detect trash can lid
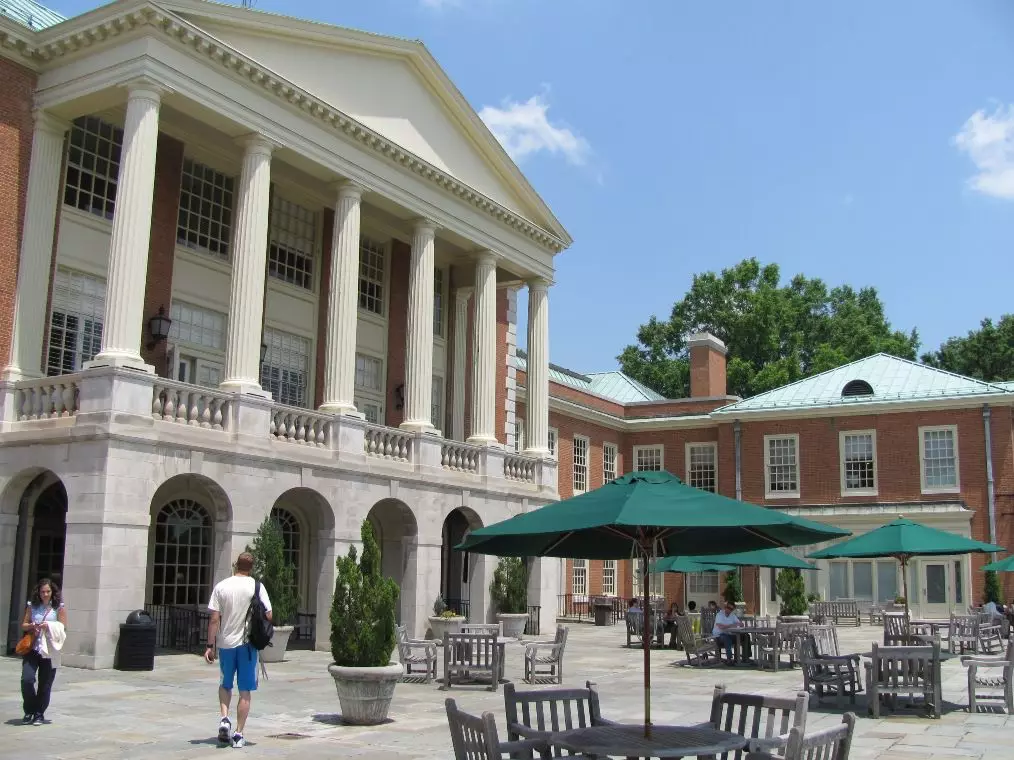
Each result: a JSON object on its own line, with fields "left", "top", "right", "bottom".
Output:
{"left": 125, "top": 609, "right": 154, "bottom": 625}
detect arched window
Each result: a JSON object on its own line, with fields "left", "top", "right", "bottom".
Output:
{"left": 842, "top": 380, "right": 874, "bottom": 398}
{"left": 270, "top": 506, "right": 301, "bottom": 599}
{"left": 151, "top": 499, "right": 213, "bottom": 606}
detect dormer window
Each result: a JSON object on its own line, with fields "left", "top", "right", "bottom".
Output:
{"left": 842, "top": 380, "right": 874, "bottom": 398}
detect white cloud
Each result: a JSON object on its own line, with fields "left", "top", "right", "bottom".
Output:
{"left": 954, "top": 104, "right": 1014, "bottom": 200}
{"left": 479, "top": 93, "right": 591, "bottom": 167}
{"left": 419, "top": 0, "right": 459, "bottom": 9}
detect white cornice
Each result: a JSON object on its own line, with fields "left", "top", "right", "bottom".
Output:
{"left": 517, "top": 386, "right": 718, "bottom": 432}
{"left": 0, "top": 16, "right": 37, "bottom": 67}
{"left": 712, "top": 392, "right": 1014, "bottom": 421}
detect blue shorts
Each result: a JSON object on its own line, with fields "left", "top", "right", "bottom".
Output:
{"left": 218, "top": 643, "right": 258, "bottom": 692}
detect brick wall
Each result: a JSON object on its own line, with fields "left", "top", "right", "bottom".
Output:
{"left": 384, "top": 239, "right": 410, "bottom": 428}
{"left": 0, "top": 58, "right": 37, "bottom": 368}
{"left": 313, "top": 207, "right": 335, "bottom": 409}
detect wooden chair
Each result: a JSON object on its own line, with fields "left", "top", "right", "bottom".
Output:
{"left": 808, "top": 625, "right": 840, "bottom": 657}
{"left": 625, "top": 608, "right": 664, "bottom": 647}
{"left": 883, "top": 612, "right": 921, "bottom": 646}
{"left": 396, "top": 624, "right": 438, "bottom": 683}
{"left": 674, "top": 614, "right": 718, "bottom": 666}
{"left": 977, "top": 613, "right": 1004, "bottom": 654}
{"left": 865, "top": 642, "right": 942, "bottom": 718}
{"left": 524, "top": 625, "right": 568, "bottom": 684}
{"left": 708, "top": 685, "right": 808, "bottom": 759}
{"left": 700, "top": 609, "right": 717, "bottom": 638}
{"left": 462, "top": 622, "right": 504, "bottom": 637}
{"left": 798, "top": 635, "right": 863, "bottom": 710}
{"left": 443, "top": 632, "right": 501, "bottom": 692}
{"left": 756, "top": 621, "right": 808, "bottom": 671}
{"left": 747, "top": 713, "right": 855, "bottom": 760}
{"left": 445, "top": 698, "right": 551, "bottom": 760}
{"left": 963, "top": 635, "right": 1014, "bottom": 713}
{"left": 504, "top": 680, "right": 616, "bottom": 757}
{"left": 949, "top": 613, "right": 979, "bottom": 654}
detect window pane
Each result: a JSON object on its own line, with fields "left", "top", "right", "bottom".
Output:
{"left": 923, "top": 429, "right": 957, "bottom": 487}
{"left": 177, "top": 159, "right": 234, "bottom": 259}
{"left": 268, "top": 198, "right": 316, "bottom": 290}
{"left": 767, "top": 437, "right": 798, "bottom": 493}
{"left": 853, "top": 561, "right": 873, "bottom": 601}
{"left": 602, "top": 560, "right": 616, "bottom": 596}
{"left": 843, "top": 433, "right": 875, "bottom": 490}
{"left": 877, "top": 561, "right": 898, "bottom": 603}
{"left": 634, "top": 447, "right": 662, "bottom": 472}
{"left": 687, "top": 443, "right": 716, "bottom": 492}
{"left": 829, "top": 562, "right": 849, "bottom": 600}
{"left": 433, "top": 267, "right": 444, "bottom": 337}
{"left": 359, "top": 237, "right": 385, "bottom": 314}
{"left": 603, "top": 443, "right": 617, "bottom": 482}
{"left": 64, "top": 116, "right": 122, "bottom": 220}
{"left": 47, "top": 268, "right": 106, "bottom": 375}
{"left": 169, "top": 301, "right": 226, "bottom": 352}
{"left": 573, "top": 437, "right": 588, "bottom": 492}
{"left": 259, "top": 329, "right": 309, "bottom": 408}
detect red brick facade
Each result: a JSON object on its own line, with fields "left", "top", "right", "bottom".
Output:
{"left": 384, "top": 239, "right": 410, "bottom": 428}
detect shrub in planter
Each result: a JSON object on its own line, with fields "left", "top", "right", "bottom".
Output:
{"left": 247, "top": 516, "right": 299, "bottom": 662}
{"left": 328, "top": 520, "right": 401, "bottom": 725}
{"left": 985, "top": 570, "right": 1002, "bottom": 605}
{"left": 490, "top": 557, "right": 529, "bottom": 639}
{"left": 775, "top": 569, "right": 809, "bottom": 617}
{"left": 428, "top": 594, "right": 465, "bottom": 642}
{"left": 722, "top": 569, "right": 743, "bottom": 606}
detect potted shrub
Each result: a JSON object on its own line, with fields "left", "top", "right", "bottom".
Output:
{"left": 775, "top": 569, "right": 810, "bottom": 621}
{"left": 247, "top": 515, "right": 299, "bottom": 663}
{"left": 427, "top": 594, "right": 465, "bottom": 643}
{"left": 723, "top": 569, "right": 745, "bottom": 614}
{"left": 985, "top": 570, "right": 1002, "bottom": 605}
{"left": 490, "top": 557, "right": 530, "bottom": 639}
{"left": 327, "top": 520, "right": 402, "bottom": 725}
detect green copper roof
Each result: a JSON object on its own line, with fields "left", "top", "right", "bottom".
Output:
{"left": 0, "top": 0, "right": 64, "bottom": 29}
{"left": 998, "top": 381, "right": 1014, "bottom": 392}
{"left": 713, "top": 354, "right": 1012, "bottom": 415}
{"left": 514, "top": 354, "right": 665, "bottom": 404}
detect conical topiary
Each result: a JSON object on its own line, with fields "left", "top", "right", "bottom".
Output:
{"left": 247, "top": 515, "right": 299, "bottom": 626}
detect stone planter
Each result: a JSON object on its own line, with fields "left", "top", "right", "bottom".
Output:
{"left": 428, "top": 615, "right": 465, "bottom": 643}
{"left": 259, "top": 625, "right": 294, "bottom": 663}
{"left": 497, "top": 612, "right": 529, "bottom": 640}
{"left": 328, "top": 662, "right": 403, "bottom": 726}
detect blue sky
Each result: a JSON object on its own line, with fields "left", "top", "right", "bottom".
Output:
{"left": 49, "top": 0, "right": 1014, "bottom": 374}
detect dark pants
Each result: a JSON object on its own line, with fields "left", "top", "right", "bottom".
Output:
{"left": 21, "top": 651, "right": 56, "bottom": 716}
{"left": 715, "top": 633, "right": 752, "bottom": 662}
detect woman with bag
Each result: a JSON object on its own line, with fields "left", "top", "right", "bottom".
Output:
{"left": 18, "top": 578, "right": 67, "bottom": 725}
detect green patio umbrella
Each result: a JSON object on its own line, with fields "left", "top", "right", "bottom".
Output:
{"left": 981, "top": 555, "right": 1014, "bottom": 573}
{"left": 457, "top": 470, "right": 849, "bottom": 735}
{"left": 808, "top": 517, "right": 1003, "bottom": 618}
{"left": 662, "top": 547, "right": 817, "bottom": 571}
{"left": 649, "top": 556, "right": 736, "bottom": 573}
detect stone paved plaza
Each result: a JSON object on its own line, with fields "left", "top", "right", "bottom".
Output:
{"left": 0, "top": 622, "right": 1010, "bottom": 759}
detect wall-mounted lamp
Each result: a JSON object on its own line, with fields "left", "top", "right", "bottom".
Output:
{"left": 394, "top": 383, "right": 405, "bottom": 411}
{"left": 146, "top": 306, "right": 172, "bottom": 349}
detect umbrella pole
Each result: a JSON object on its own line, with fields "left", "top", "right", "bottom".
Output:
{"left": 643, "top": 557, "right": 651, "bottom": 738}
{"left": 902, "top": 556, "right": 910, "bottom": 621}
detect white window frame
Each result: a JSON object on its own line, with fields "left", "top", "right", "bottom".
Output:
{"left": 633, "top": 445, "right": 664, "bottom": 472}
{"left": 603, "top": 442, "right": 618, "bottom": 482}
{"left": 358, "top": 236, "right": 387, "bottom": 317}
{"left": 354, "top": 352, "right": 385, "bottom": 424}
{"left": 601, "top": 559, "right": 616, "bottom": 596}
{"left": 573, "top": 435, "right": 589, "bottom": 494}
{"left": 919, "top": 425, "right": 961, "bottom": 494}
{"left": 267, "top": 197, "right": 317, "bottom": 291}
{"left": 764, "top": 434, "right": 800, "bottom": 499}
{"left": 46, "top": 267, "right": 106, "bottom": 375}
{"left": 688, "top": 571, "right": 720, "bottom": 595}
{"left": 685, "top": 441, "right": 718, "bottom": 493}
{"left": 260, "top": 328, "right": 311, "bottom": 408}
{"left": 515, "top": 424, "right": 525, "bottom": 453}
{"left": 839, "top": 429, "right": 878, "bottom": 496}
{"left": 431, "top": 375, "right": 444, "bottom": 431}
{"left": 63, "top": 116, "right": 122, "bottom": 221}
{"left": 548, "top": 427, "right": 558, "bottom": 459}
{"left": 571, "top": 558, "right": 587, "bottom": 599}
{"left": 177, "top": 158, "right": 235, "bottom": 260}
{"left": 631, "top": 558, "right": 664, "bottom": 598}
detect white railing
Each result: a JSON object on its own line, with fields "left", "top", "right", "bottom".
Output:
{"left": 270, "top": 407, "right": 331, "bottom": 447}
{"left": 441, "top": 441, "right": 482, "bottom": 473}
{"left": 363, "top": 423, "right": 412, "bottom": 462}
{"left": 14, "top": 376, "right": 80, "bottom": 420}
{"left": 503, "top": 453, "right": 538, "bottom": 484}
{"left": 152, "top": 381, "right": 231, "bottom": 431}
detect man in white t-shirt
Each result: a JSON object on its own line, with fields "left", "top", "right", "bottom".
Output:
{"left": 712, "top": 601, "right": 743, "bottom": 664}
{"left": 205, "top": 552, "right": 272, "bottom": 749}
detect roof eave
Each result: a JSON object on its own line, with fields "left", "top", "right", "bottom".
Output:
{"left": 712, "top": 392, "right": 1014, "bottom": 420}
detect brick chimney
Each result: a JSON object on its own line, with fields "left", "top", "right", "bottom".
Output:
{"left": 687, "top": 332, "right": 727, "bottom": 397}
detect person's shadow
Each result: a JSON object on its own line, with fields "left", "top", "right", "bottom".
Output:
{"left": 188, "top": 737, "right": 256, "bottom": 748}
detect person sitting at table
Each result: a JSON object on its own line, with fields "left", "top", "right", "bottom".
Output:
{"left": 712, "top": 601, "right": 745, "bottom": 664}
{"left": 708, "top": 600, "right": 719, "bottom": 612}
{"left": 687, "top": 601, "right": 697, "bottom": 612}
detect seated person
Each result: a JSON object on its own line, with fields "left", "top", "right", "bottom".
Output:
{"left": 687, "top": 601, "right": 697, "bottom": 613}
{"left": 713, "top": 601, "right": 747, "bottom": 664}
{"left": 708, "top": 600, "right": 719, "bottom": 612}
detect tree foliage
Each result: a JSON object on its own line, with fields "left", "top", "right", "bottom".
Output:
{"left": 247, "top": 516, "right": 299, "bottom": 626}
{"left": 984, "top": 570, "right": 1002, "bottom": 605}
{"left": 490, "top": 557, "right": 529, "bottom": 614}
{"left": 330, "top": 520, "right": 399, "bottom": 667}
{"left": 618, "top": 258, "right": 919, "bottom": 399}
{"left": 775, "top": 569, "right": 809, "bottom": 617}
{"left": 722, "top": 569, "right": 743, "bottom": 605}
{"left": 921, "top": 314, "right": 1014, "bottom": 383}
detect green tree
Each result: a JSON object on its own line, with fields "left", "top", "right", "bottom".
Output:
{"left": 984, "top": 570, "right": 1002, "bottom": 605}
{"left": 775, "top": 569, "right": 809, "bottom": 616}
{"left": 490, "top": 557, "right": 529, "bottom": 614}
{"left": 921, "top": 314, "right": 1014, "bottom": 382}
{"left": 247, "top": 516, "right": 298, "bottom": 626}
{"left": 722, "top": 569, "right": 743, "bottom": 605}
{"left": 618, "top": 258, "right": 919, "bottom": 399}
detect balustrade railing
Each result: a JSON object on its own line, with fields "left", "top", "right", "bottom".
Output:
{"left": 152, "top": 381, "right": 231, "bottom": 430}
{"left": 363, "top": 423, "right": 412, "bottom": 461}
{"left": 441, "top": 441, "right": 481, "bottom": 473}
{"left": 503, "top": 453, "right": 538, "bottom": 483}
{"left": 14, "top": 376, "right": 80, "bottom": 420}
{"left": 270, "top": 406, "right": 331, "bottom": 447}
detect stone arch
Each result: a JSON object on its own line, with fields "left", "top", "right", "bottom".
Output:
{"left": 367, "top": 498, "right": 419, "bottom": 629}
{"left": 441, "top": 507, "right": 484, "bottom": 621}
{"left": 2, "top": 469, "right": 68, "bottom": 653}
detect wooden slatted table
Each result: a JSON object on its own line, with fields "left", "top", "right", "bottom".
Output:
{"left": 548, "top": 723, "right": 748, "bottom": 759}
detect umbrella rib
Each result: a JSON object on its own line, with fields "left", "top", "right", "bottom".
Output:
{"left": 542, "top": 531, "right": 575, "bottom": 556}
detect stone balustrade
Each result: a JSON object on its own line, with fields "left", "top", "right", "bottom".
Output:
{"left": 441, "top": 441, "right": 482, "bottom": 473}
{"left": 503, "top": 453, "right": 538, "bottom": 483}
{"left": 270, "top": 406, "right": 331, "bottom": 447}
{"left": 151, "top": 380, "right": 231, "bottom": 431}
{"left": 363, "top": 423, "right": 412, "bottom": 462}
{"left": 14, "top": 376, "right": 80, "bottom": 420}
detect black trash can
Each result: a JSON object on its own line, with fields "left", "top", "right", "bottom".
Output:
{"left": 593, "top": 599, "right": 612, "bottom": 626}
{"left": 116, "top": 609, "right": 156, "bottom": 671}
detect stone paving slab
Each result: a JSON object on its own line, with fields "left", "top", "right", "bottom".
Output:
{"left": 0, "top": 622, "right": 1010, "bottom": 758}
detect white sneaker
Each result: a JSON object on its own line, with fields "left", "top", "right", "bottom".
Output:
{"left": 232, "top": 732, "right": 245, "bottom": 748}
{"left": 217, "top": 717, "right": 231, "bottom": 743}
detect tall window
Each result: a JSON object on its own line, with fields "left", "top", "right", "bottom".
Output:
{"left": 603, "top": 443, "right": 617, "bottom": 482}
{"left": 177, "top": 158, "right": 234, "bottom": 259}
{"left": 841, "top": 430, "right": 877, "bottom": 494}
{"left": 764, "top": 435, "right": 800, "bottom": 497}
{"left": 920, "top": 426, "right": 959, "bottom": 493}
{"left": 270, "top": 507, "right": 302, "bottom": 601}
{"left": 688, "top": 571, "right": 720, "bottom": 596}
{"left": 46, "top": 268, "right": 105, "bottom": 375}
{"left": 268, "top": 198, "right": 317, "bottom": 290}
{"left": 572, "top": 559, "right": 587, "bottom": 597}
{"left": 573, "top": 435, "right": 589, "bottom": 493}
{"left": 431, "top": 375, "right": 444, "bottom": 430}
{"left": 359, "top": 237, "right": 385, "bottom": 314}
{"left": 354, "top": 353, "right": 384, "bottom": 424}
{"left": 149, "top": 499, "right": 213, "bottom": 606}
{"left": 602, "top": 560, "right": 616, "bottom": 596}
{"left": 548, "top": 428, "right": 558, "bottom": 458}
{"left": 515, "top": 425, "right": 525, "bottom": 453}
{"left": 169, "top": 302, "right": 226, "bottom": 352}
{"left": 686, "top": 442, "right": 717, "bottom": 492}
{"left": 64, "top": 116, "right": 122, "bottom": 220}
{"left": 260, "top": 329, "right": 310, "bottom": 407}
{"left": 631, "top": 559, "right": 664, "bottom": 598}
{"left": 634, "top": 445, "right": 663, "bottom": 472}
{"left": 433, "top": 267, "right": 445, "bottom": 337}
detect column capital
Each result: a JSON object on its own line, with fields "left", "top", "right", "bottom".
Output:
{"left": 412, "top": 217, "right": 438, "bottom": 236}
{"left": 473, "top": 249, "right": 500, "bottom": 267}
{"left": 31, "top": 109, "right": 70, "bottom": 136}
{"left": 122, "top": 76, "right": 172, "bottom": 103}
{"left": 454, "top": 286, "right": 474, "bottom": 304}
{"left": 333, "top": 179, "right": 366, "bottom": 201}
{"left": 235, "top": 132, "right": 278, "bottom": 156}
{"left": 527, "top": 277, "right": 552, "bottom": 293}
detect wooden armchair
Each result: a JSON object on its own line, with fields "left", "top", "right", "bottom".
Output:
{"left": 808, "top": 624, "right": 840, "bottom": 657}
{"left": 755, "top": 621, "right": 808, "bottom": 672}
{"left": 963, "top": 635, "right": 1014, "bottom": 713}
{"left": 883, "top": 613, "right": 921, "bottom": 646}
{"left": 504, "top": 680, "right": 617, "bottom": 757}
{"left": 443, "top": 632, "right": 501, "bottom": 692}
{"left": 949, "top": 614, "right": 979, "bottom": 654}
{"left": 798, "top": 635, "right": 862, "bottom": 710}
{"left": 976, "top": 613, "right": 1004, "bottom": 654}
{"left": 708, "top": 685, "right": 808, "bottom": 759}
{"left": 865, "top": 642, "right": 941, "bottom": 718}
{"left": 446, "top": 698, "right": 550, "bottom": 760}
{"left": 396, "top": 624, "right": 438, "bottom": 683}
{"left": 746, "top": 713, "right": 855, "bottom": 760}
{"left": 674, "top": 614, "right": 717, "bottom": 666}
{"left": 524, "top": 625, "right": 568, "bottom": 684}
{"left": 625, "top": 608, "right": 664, "bottom": 648}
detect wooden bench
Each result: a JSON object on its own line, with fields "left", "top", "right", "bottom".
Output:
{"left": 865, "top": 641, "right": 942, "bottom": 718}
{"left": 809, "top": 600, "right": 861, "bottom": 627}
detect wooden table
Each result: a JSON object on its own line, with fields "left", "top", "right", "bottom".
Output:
{"left": 549, "top": 723, "right": 748, "bottom": 759}
{"left": 723, "top": 626, "right": 774, "bottom": 665}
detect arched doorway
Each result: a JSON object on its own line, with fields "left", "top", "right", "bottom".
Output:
{"left": 367, "top": 499, "right": 419, "bottom": 627}
{"left": 4, "top": 471, "right": 67, "bottom": 653}
{"left": 441, "top": 507, "right": 483, "bottom": 621}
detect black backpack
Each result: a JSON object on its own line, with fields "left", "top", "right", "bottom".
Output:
{"left": 246, "top": 579, "right": 274, "bottom": 651}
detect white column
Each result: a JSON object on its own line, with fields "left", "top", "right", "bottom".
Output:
{"left": 89, "top": 80, "right": 164, "bottom": 371}
{"left": 320, "top": 181, "right": 363, "bottom": 414}
{"left": 2, "top": 112, "right": 68, "bottom": 380}
{"left": 220, "top": 135, "right": 274, "bottom": 395}
{"left": 468, "top": 251, "right": 498, "bottom": 445}
{"left": 524, "top": 278, "right": 550, "bottom": 455}
{"left": 450, "top": 287, "right": 472, "bottom": 441}
{"left": 400, "top": 219, "right": 436, "bottom": 432}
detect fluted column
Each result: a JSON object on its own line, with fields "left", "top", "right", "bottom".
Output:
{"left": 319, "top": 181, "right": 363, "bottom": 414}
{"left": 89, "top": 80, "right": 164, "bottom": 371}
{"left": 468, "top": 251, "right": 498, "bottom": 445}
{"left": 451, "top": 287, "right": 472, "bottom": 441}
{"left": 524, "top": 278, "right": 550, "bottom": 455}
{"left": 400, "top": 219, "right": 437, "bottom": 433}
{"left": 2, "top": 112, "right": 68, "bottom": 380}
{"left": 220, "top": 135, "right": 274, "bottom": 395}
